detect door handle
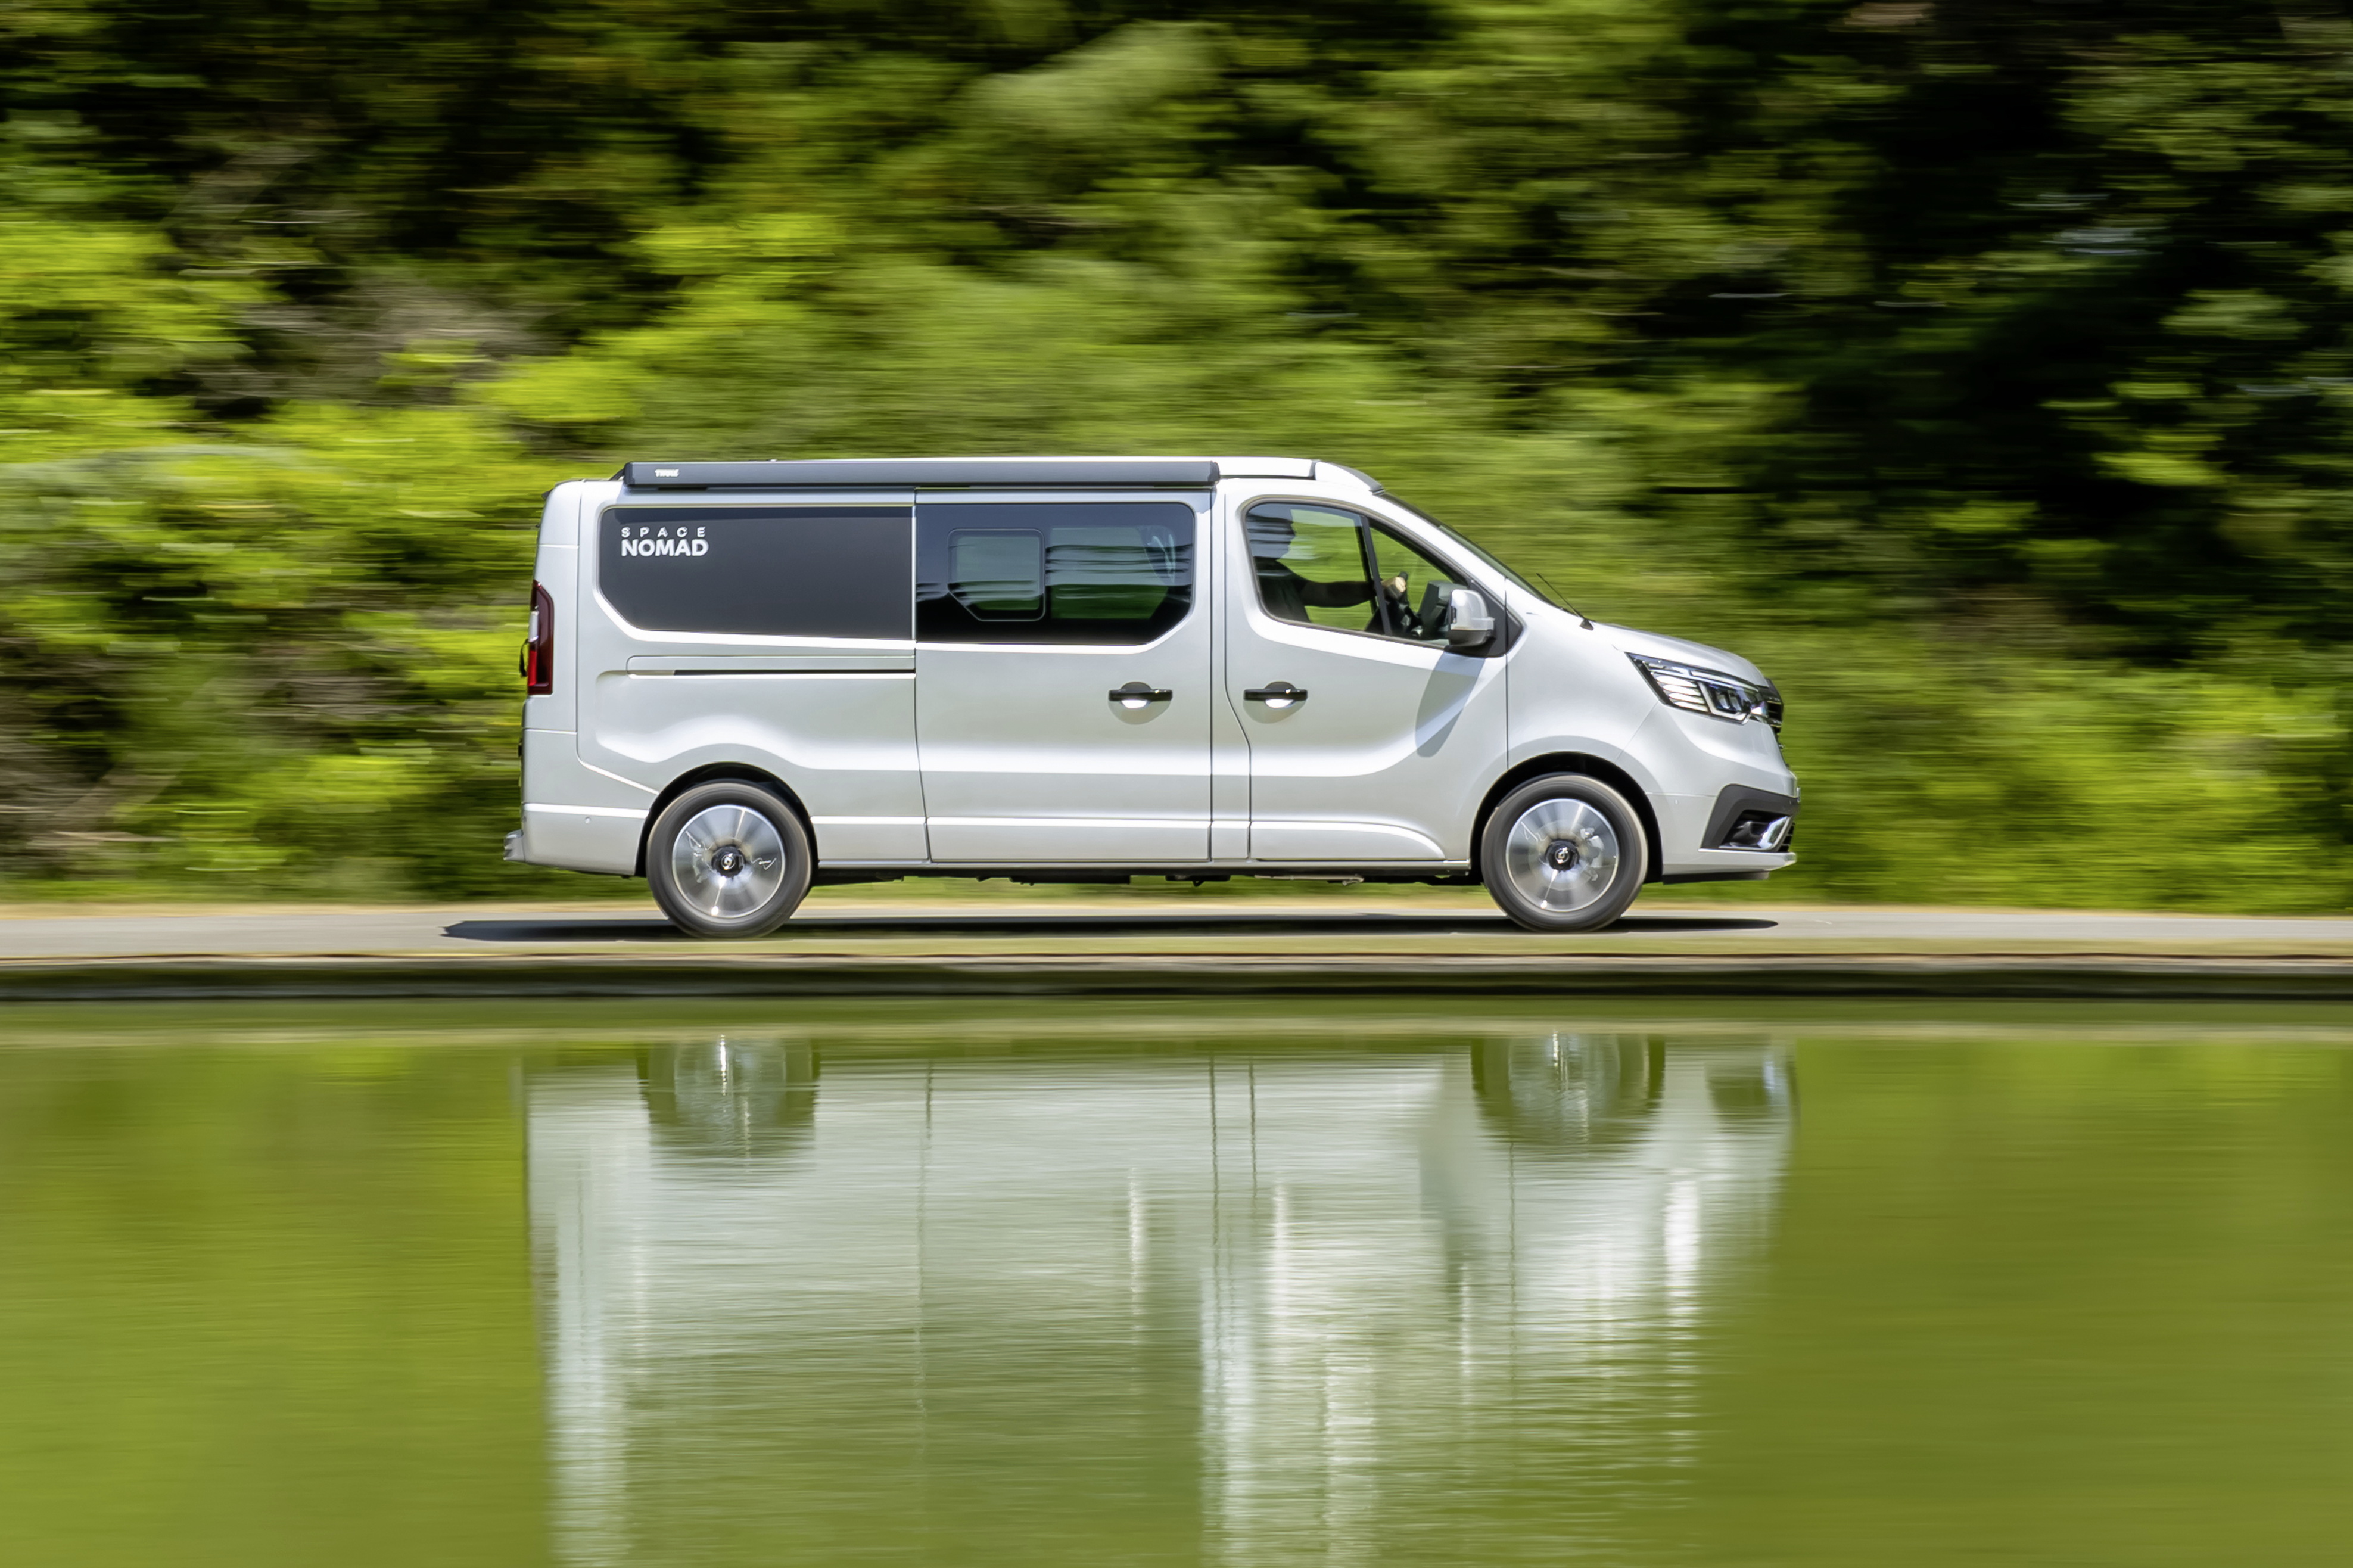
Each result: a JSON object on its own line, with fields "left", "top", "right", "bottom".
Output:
{"left": 1243, "top": 682, "right": 1308, "bottom": 707}
{"left": 1110, "top": 683, "right": 1174, "bottom": 707}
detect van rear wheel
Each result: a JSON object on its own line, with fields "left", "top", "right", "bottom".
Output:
{"left": 646, "top": 782, "right": 813, "bottom": 939}
{"left": 1481, "top": 774, "right": 1647, "bottom": 934}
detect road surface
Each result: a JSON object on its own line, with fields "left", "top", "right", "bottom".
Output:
{"left": 2, "top": 897, "right": 2351, "bottom": 961}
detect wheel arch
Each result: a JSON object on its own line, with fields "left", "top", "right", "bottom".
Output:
{"left": 633, "top": 763, "right": 816, "bottom": 877}
{"left": 1471, "top": 754, "right": 1665, "bottom": 885}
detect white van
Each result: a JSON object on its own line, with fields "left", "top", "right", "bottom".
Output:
{"left": 509, "top": 457, "right": 1797, "bottom": 935}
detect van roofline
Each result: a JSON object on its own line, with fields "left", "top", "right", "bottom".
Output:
{"left": 609, "top": 456, "right": 1383, "bottom": 493}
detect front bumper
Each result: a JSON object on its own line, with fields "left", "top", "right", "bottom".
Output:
{"left": 1702, "top": 785, "right": 1797, "bottom": 852}
{"left": 1653, "top": 783, "right": 1798, "bottom": 881}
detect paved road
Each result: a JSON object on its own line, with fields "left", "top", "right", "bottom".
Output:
{"left": 3, "top": 898, "right": 2350, "bottom": 960}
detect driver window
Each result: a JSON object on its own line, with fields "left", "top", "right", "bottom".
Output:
{"left": 1365, "top": 522, "right": 1463, "bottom": 645}
{"left": 1246, "top": 504, "right": 1377, "bottom": 633}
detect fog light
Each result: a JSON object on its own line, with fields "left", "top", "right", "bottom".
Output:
{"left": 1720, "top": 811, "right": 1793, "bottom": 851}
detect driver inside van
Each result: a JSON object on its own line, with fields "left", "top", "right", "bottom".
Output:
{"left": 1249, "top": 510, "right": 1412, "bottom": 631}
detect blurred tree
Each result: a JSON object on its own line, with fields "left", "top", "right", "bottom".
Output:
{"left": 0, "top": 0, "right": 2346, "bottom": 904}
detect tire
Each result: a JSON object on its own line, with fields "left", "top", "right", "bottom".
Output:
{"left": 645, "top": 781, "right": 813, "bottom": 939}
{"left": 1480, "top": 774, "right": 1648, "bottom": 934}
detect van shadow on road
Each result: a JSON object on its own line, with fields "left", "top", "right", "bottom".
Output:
{"left": 441, "top": 911, "right": 1780, "bottom": 944}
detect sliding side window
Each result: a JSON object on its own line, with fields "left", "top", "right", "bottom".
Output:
{"left": 917, "top": 502, "right": 1195, "bottom": 646}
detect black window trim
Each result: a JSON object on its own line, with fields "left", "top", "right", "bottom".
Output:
{"left": 618, "top": 458, "right": 1221, "bottom": 490}
{"left": 909, "top": 620, "right": 1201, "bottom": 654}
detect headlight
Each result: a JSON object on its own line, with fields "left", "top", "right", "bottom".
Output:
{"left": 1629, "top": 654, "right": 1783, "bottom": 730}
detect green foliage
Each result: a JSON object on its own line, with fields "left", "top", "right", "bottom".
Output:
{"left": 1, "top": 0, "right": 2348, "bottom": 907}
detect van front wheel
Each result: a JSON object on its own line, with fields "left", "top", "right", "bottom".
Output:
{"left": 646, "top": 782, "right": 813, "bottom": 938}
{"left": 1481, "top": 775, "right": 1647, "bottom": 934}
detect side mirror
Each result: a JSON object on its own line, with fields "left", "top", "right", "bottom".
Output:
{"left": 1446, "top": 587, "right": 1496, "bottom": 651}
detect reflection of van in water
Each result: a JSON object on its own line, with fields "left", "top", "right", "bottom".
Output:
{"left": 509, "top": 457, "right": 1797, "bottom": 935}
{"left": 525, "top": 1034, "right": 1794, "bottom": 1558}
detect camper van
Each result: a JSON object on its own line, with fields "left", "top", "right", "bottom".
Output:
{"left": 508, "top": 457, "right": 1796, "bottom": 935}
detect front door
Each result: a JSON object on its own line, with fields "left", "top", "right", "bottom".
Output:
{"left": 1222, "top": 499, "right": 1507, "bottom": 862}
{"left": 915, "top": 494, "right": 1212, "bottom": 861}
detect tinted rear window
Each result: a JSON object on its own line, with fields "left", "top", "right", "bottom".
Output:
{"left": 599, "top": 506, "right": 911, "bottom": 639}
{"left": 916, "top": 502, "right": 1196, "bottom": 646}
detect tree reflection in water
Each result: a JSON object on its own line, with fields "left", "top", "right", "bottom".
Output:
{"left": 527, "top": 1030, "right": 1792, "bottom": 1567}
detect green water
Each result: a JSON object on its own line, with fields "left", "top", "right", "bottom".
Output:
{"left": 4, "top": 1001, "right": 2351, "bottom": 1567}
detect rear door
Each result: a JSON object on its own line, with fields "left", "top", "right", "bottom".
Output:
{"left": 914, "top": 493, "right": 1212, "bottom": 862}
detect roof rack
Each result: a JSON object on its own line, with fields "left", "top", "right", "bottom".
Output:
{"left": 616, "top": 458, "right": 1221, "bottom": 490}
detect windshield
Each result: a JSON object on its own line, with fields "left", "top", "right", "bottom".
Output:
{"left": 1385, "top": 496, "right": 1565, "bottom": 611}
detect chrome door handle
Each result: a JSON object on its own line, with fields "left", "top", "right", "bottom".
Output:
{"left": 1110, "top": 683, "right": 1174, "bottom": 707}
{"left": 1243, "top": 683, "right": 1308, "bottom": 705}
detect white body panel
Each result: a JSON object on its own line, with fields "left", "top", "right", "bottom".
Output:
{"left": 511, "top": 459, "right": 1800, "bottom": 885}
{"left": 512, "top": 484, "right": 645, "bottom": 874}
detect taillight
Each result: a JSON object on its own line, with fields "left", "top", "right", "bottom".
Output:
{"left": 521, "top": 580, "right": 555, "bottom": 695}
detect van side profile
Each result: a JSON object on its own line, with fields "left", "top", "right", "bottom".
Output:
{"left": 509, "top": 456, "right": 1797, "bottom": 935}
